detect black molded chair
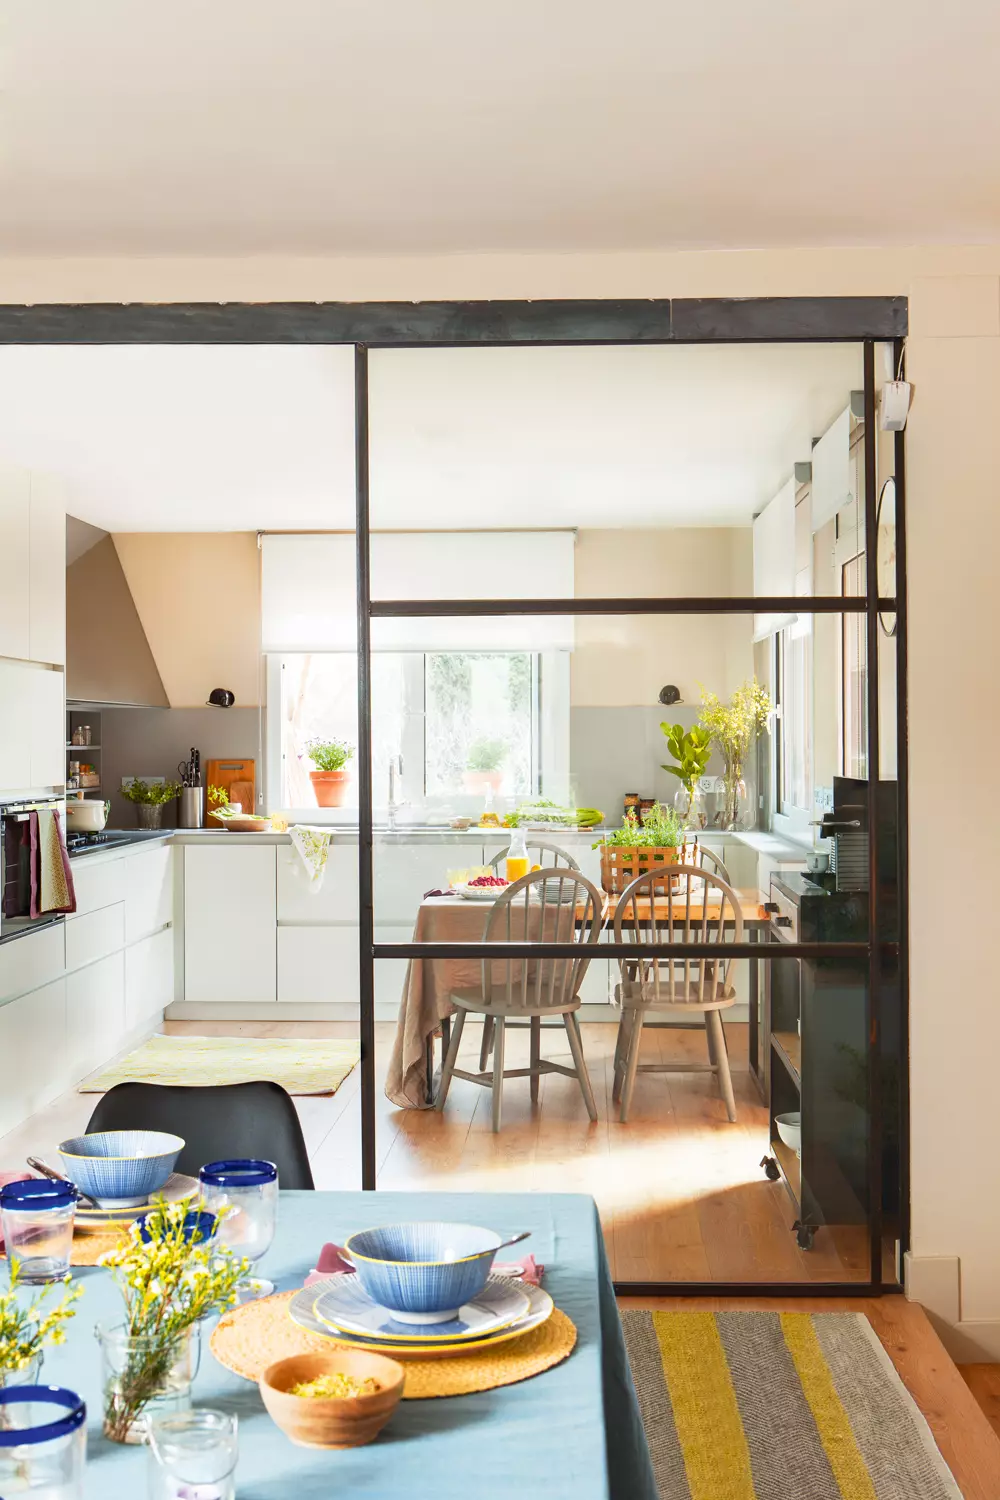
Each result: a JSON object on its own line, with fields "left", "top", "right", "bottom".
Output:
{"left": 84, "top": 1080, "right": 315, "bottom": 1190}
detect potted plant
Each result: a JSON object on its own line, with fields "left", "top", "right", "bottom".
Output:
{"left": 660, "top": 722, "right": 713, "bottom": 828}
{"left": 121, "top": 778, "right": 182, "bottom": 830}
{"left": 593, "top": 802, "right": 686, "bottom": 894}
{"left": 463, "top": 737, "right": 507, "bottom": 793}
{"left": 698, "top": 678, "right": 772, "bottom": 831}
{"left": 306, "top": 738, "right": 354, "bottom": 808}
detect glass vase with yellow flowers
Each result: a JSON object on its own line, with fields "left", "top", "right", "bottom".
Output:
{"left": 0, "top": 1258, "right": 82, "bottom": 1393}
{"left": 698, "top": 678, "right": 773, "bottom": 831}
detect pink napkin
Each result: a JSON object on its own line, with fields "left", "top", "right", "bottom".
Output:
{"left": 304, "top": 1243, "right": 544, "bottom": 1287}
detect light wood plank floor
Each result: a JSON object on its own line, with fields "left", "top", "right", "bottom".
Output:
{"left": 621, "top": 1295, "right": 1000, "bottom": 1500}
{"left": 0, "top": 1016, "right": 881, "bottom": 1285}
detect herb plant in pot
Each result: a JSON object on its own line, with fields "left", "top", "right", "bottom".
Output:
{"left": 307, "top": 738, "right": 354, "bottom": 808}
{"left": 463, "top": 737, "right": 507, "bottom": 793}
{"left": 660, "top": 722, "right": 713, "bottom": 829}
{"left": 121, "top": 779, "right": 182, "bottom": 830}
{"left": 594, "top": 802, "right": 686, "bottom": 894}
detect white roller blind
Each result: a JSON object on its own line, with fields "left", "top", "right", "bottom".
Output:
{"left": 811, "top": 407, "right": 852, "bottom": 533}
{"left": 261, "top": 532, "right": 575, "bottom": 652}
{"left": 752, "top": 479, "right": 797, "bottom": 640}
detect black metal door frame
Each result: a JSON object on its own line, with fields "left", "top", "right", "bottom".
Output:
{"left": 0, "top": 296, "right": 908, "bottom": 1296}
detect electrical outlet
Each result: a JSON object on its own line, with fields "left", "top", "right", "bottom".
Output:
{"left": 699, "top": 776, "right": 722, "bottom": 793}
{"left": 814, "top": 785, "right": 834, "bottom": 812}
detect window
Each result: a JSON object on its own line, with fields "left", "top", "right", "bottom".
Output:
{"left": 269, "top": 650, "right": 562, "bottom": 812}
{"left": 775, "top": 623, "right": 812, "bottom": 816}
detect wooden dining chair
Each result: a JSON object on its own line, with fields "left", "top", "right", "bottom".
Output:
{"left": 611, "top": 864, "right": 744, "bottom": 1124}
{"left": 693, "top": 841, "right": 732, "bottom": 886}
{"left": 487, "top": 840, "right": 580, "bottom": 872}
{"left": 436, "top": 868, "right": 605, "bottom": 1132}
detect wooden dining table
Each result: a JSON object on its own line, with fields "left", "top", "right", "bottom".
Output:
{"left": 385, "top": 888, "right": 768, "bottom": 1109}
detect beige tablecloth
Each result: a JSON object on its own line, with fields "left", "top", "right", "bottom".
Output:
{"left": 384, "top": 894, "right": 596, "bottom": 1109}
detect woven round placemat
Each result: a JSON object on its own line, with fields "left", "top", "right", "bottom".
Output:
{"left": 1, "top": 1228, "right": 123, "bottom": 1269}
{"left": 210, "top": 1289, "right": 576, "bottom": 1399}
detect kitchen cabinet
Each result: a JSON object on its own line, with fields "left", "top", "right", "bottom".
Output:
{"left": 277, "top": 925, "right": 349, "bottom": 1004}
{"left": 28, "top": 475, "right": 66, "bottom": 667}
{"left": 66, "top": 951, "right": 125, "bottom": 1080}
{"left": 125, "top": 927, "right": 175, "bottom": 1030}
{"left": 0, "top": 659, "right": 65, "bottom": 791}
{"left": 184, "top": 845, "right": 277, "bottom": 1003}
{"left": 0, "top": 660, "right": 33, "bottom": 790}
{"left": 278, "top": 845, "right": 357, "bottom": 923}
{"left": 125, "top": 843, "right": 174, "bottom": 942}
{"left": 65, "top": 903, "right": 126, "bottom": 971}
{"left": 71, "top": 854, "right": 127, "bottom": 918}
{"left": 29, "top": 666, "right": 65, "bottom": 787}
{"left": 0, "top": 466, "right": 30, "bottom": 661}
{"left": 0, "top": 923, "right": 65, "bottom": 1006}
{"left": 0, "top": 978, "right": 66, "bottom": 1136}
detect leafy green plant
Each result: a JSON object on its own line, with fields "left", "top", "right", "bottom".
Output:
{"left": 121, "top": 778, "right": 182, "bottom": 806}
{"left": 0, "top": 1258, "right": 82, "bottom": 1380}
{"left": 594, "top": 802, "right": 684, "bottom": 850}
{"left": 466, "top": 737, "right": 507, "bottom": 773}
{"left": 207, "top": 784, "right": 230, "bottom": 808}
{"left": 306, "top": 738, "right": 354, "bottom": 772}
{"left": 660, "top": 722, "right": 713, "bottom": 804}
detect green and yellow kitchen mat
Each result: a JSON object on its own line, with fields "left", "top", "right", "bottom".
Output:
{"left": 622, "top": 1310, "right": 961, "bottom": 1500}
{"left": 80, "top": 1034, "right": 360, "bottom": 1096}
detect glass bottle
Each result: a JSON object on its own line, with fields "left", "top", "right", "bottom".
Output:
{"left": 505, "top": 828, "right": 530, "bottom": 884}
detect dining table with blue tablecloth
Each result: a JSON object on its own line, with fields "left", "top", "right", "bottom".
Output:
{"left": 41, "top": 1190, "right": 657, "bottom": 1500}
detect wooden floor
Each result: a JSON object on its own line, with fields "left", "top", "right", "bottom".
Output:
{"left": 1, "top": 1017, "right": 998, "bottom": 1493}
{"left": 0, "top": 1017, "right": 881, "bottom": 1285}
{"left": 620, "top": 1294, "right": 1000, "bottom": 1500}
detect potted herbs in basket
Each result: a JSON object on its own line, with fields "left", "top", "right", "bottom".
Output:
{"left": 306, "top": 739, "right": 355, "bottom": 808}
{"left": 96, "top": 1201, "right": 248, "bottom": 1443}
{"left": 594, "top": 802, "right": 686, "bottom": 894}
{"left": 0, "top": 1258, "right": 82, "bottom": 1390}
{"left": 121, "top": 778, "right": 182, "bottom": 831}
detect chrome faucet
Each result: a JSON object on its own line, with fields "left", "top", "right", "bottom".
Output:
{"left": 387, "top": 754, "right": 404, "bottom": 830}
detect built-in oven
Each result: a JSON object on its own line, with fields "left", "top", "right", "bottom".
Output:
{"left": 1, "top": 796, "right": 68, "bottom": 944}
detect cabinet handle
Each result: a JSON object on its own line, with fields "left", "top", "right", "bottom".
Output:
{"left": 763, "top": 902, "right": 779, "bottom": 913}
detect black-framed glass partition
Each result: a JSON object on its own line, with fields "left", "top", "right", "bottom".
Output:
{"left": 0, "top": 297, "right": 907, "bottom": 1296}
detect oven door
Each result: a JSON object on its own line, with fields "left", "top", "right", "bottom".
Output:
{"left": 0, "top": 799, "right": 68, "bottom": 943}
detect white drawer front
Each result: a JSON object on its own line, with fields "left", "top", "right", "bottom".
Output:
{"left": 0, "top": 923, "right": 65, "bottom": 1004}
{"left": 0, "top": 979, "right": 67, "bottom": 1135}
{"left": 277, "top": 845, "right": 358, "bottom": 924}
{"left": 125, "top": 928, "right": 175, "bottom": 1030}
{"left": 184, "top": 846, "right": 276, "bottom": 1003}
{"left": 277, "top": 926, "right": 355, "bottom": 1004}
{"left": 125, "top": 844, "right": 174, "bottom": 943}
{"left": 67, "top": 951, "right": 125, "bottom": 1081}
{"left": 65, "top": 903, "right": 125, "bottom": 971}
{"left": 70, "top": 856, "right": 127, "bottom": 917}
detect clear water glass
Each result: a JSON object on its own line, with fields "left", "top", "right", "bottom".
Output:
{"left": 148, "top": 1409, "right": 238, "bottom": 1500}
{"left": 198, "top": 1160, "right": 278, "bottom": 1297}
{"left": 0, "top": 1385, "right": 86, "bottom": 1496}
{"left": 0, "top": 1180, "right": 76, "bottom": 1284}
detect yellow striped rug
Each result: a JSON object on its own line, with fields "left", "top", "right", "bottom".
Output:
{"left": 622, "top": 1311, "right": 962, "bottom": 1500}
{"left": 79, "top": 1034, "right": 360, "bottom": 1096}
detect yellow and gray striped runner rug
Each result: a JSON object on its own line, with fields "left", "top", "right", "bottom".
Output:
{"left": 622, "top": 1311, "right": 962, "bottom": 1500}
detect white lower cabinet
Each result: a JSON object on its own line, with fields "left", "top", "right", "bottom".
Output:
{"left": 0, "top": 924, "right": 65, "bottom": 1006}
{"left": 125, "top": 928, "right": 175, "bottom": 1031}
{"left": 184, "top": 846, "right": 277, "bottom": 1003}
{"left": 0, "top": 979, "right": 66, "bottom": 1136}
{"left": 277, "top": 926, "right": 353, "bottom": 1004}
{"left": 125, "top": 844, "right": 174, "bottom": 944}
{"left": 66, "top": 952, "right": 125, "bottom": 1082}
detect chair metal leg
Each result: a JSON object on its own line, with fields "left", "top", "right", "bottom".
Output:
{"left": 707, "top": 1010, "right": 737, "bottom": 1122}
{"left": 612, "top": 1012, "right": 633, "bottom": 1105}
{"left": 491, "top": 1017, "right": 505, "bottom": 1134}
{"left": 435, "top": 1008, "right": 467, "bottom": 1112}
{"left": 479, "top": 1015, "right": 495, "bottom": 1071}
{"left": 619, "top": 1009, "right": 645, "bottom": 1124}
{"left": 563, "top": 1011, "right": 598, "bottom": 1122}
{"left": 529, "top": 1016, "right": 541, "bottom": 1103}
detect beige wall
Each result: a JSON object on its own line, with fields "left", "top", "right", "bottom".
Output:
{"left": 113, "top": 532, "right": 261, "bottom": 708}
{"left": 572, "top": 527, "right": 753, "bottom": 707}
{"left": 7, "top": 248, "right": 999, "bottom": 1348}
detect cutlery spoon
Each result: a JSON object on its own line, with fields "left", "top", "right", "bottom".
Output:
{"left": 493, "top": 1231, "right": 531, "bottom": 1253}
{"left": 26, "top": 1156, "right": 99, "bottom": 1209}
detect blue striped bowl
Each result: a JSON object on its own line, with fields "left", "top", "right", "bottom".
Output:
{"left": 344, "top": 1222, "right": 505, "bottom": 1323}
{"left": 58, "top": 1130, "right": 185, "bottom": 1207}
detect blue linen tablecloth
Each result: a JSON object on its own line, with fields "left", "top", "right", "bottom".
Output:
{"left": 41, "top": 1191, "right": 656, "bottom": 1500}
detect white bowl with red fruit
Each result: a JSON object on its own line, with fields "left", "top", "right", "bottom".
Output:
{"left": 455, "top": 873, "right": 510, "bottom": 901}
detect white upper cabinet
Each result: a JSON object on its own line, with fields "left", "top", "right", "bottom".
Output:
{"left": 0, "top": 466, "right": 31, "bottom": 661}
{"left": 0, "top": 660, "right": 33, "bottom": 790}
{"left": 29, "top": 475, "right": 66, "bottom": 667}
{"left": 29, "top": 667, "right": 65, "bottom": 788}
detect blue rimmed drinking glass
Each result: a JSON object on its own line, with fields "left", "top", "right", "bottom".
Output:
{"left": 198, "top": 1161, "right": 278, "bottom": 1298}
{"left": 0, "top": 1385, "right": 86, "bottom": 1496}
{"left": 0, "top": 1178, "right": 76, "bottom": 1284}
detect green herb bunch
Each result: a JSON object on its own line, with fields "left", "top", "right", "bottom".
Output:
{"left": 0, "top": 1258, "right": 82, "bottom": 1380}
{"left": 466, "top": 737, "right": 507, "bottom": 773}
{"left": 121, "top": 779, "right": 182, "bottom": 806}
{"left": 595, "top": 802, "right": 684, "bottom": 850}
{"left": 660, "top": 722, "right": 713, "bottom": 802}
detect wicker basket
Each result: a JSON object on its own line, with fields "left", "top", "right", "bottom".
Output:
{"left": 599, "top": 844, "right": 683, "bottom": 895}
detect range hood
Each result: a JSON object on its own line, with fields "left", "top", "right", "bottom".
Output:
{"left": 66, "top": 517, "right": 169, "bottom": 707}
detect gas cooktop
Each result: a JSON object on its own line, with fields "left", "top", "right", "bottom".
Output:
{"left": 66, "top": 831, "right": 145, "bottom": 855}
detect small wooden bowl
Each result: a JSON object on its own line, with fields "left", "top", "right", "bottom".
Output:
{"left": 259, "top": 1351, "right": 405, "bottom": 1450}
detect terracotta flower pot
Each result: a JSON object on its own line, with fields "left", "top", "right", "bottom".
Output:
{"left": 462, "top": 770, "right": 503, "bottom": 793}
{"left": 310, "top": 770, "right": 351, "bottom": 808}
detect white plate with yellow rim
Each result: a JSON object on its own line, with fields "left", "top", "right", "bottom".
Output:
{"left": 72, "top": 1173, "right": 199, "bottom": 1231}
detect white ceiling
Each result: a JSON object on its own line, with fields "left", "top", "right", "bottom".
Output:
{"left": 1, "top": 1, "right": 999, "bottom": 254}
{"left": 0, "top": 343, "right": 862, "bottom": 530}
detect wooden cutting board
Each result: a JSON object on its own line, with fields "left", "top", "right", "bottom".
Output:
{"left": 205, "top": 758, "right": 256, "bottom": 814}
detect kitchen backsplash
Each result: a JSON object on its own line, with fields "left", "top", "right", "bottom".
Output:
{"left": 100, "top": 706, "right": 261, "bottom": 825}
